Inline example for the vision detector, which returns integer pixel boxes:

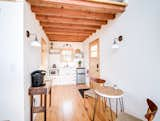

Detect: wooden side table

[29,83,51,121]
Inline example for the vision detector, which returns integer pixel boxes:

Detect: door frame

[89,39,100,78]
[41,38,47,69]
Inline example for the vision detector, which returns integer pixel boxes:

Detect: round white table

[92,86,124,121]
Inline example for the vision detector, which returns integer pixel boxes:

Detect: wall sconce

[26,30,41,47]
[112,35,123,49]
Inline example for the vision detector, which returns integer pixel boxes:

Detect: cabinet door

[77,74,85,84]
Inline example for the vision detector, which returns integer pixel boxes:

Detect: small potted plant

[78,60,82,67]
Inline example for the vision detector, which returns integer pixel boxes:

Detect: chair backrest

[89,77,106,90]
[145,98,158,121]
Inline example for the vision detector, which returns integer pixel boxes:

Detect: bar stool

[84,77,106,108]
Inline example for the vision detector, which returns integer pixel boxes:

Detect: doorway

[89,39,100,78]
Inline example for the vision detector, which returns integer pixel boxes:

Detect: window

[61,49,73,62]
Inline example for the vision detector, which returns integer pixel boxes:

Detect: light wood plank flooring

[35,85,115,121]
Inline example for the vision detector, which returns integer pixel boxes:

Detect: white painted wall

[0,1,24,121]
[83,0,160,120]
[24,1,49,121]
[49,42,84,85]
[0,1,49,121]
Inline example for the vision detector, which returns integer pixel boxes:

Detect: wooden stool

[29,84,51,121]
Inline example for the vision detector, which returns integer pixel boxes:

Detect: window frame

[60,48,74,62]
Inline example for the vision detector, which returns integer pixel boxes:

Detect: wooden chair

[84,77,106,108]
[145,98,158,121]
[116,98,158,121]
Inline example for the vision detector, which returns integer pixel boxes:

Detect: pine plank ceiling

[27,0,127,42]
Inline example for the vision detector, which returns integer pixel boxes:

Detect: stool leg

[103,97,106,112]
[30,96,33,121]
[50,89,52,107]
[105,98,107,109]
[101,97,104,111]
[116,98,118,117]
[119,98,122,112]
[92,95,98,121]
[121,97,124,112]
[44,94,47,121]
[40,94,43,106]
[109,98,113,121]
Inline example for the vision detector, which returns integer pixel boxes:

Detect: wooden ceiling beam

[48,34,88,42]
[27,0,127,42]
[44,27,95,34]
[50,40,84,42]
[28,0,126,14]
[32,6,115,21]
[40,22,100,31]
[37,15,107,26]
[86,0,128,6]
[47,32,90,37]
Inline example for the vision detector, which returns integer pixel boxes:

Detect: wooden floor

[35,85,115,121]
